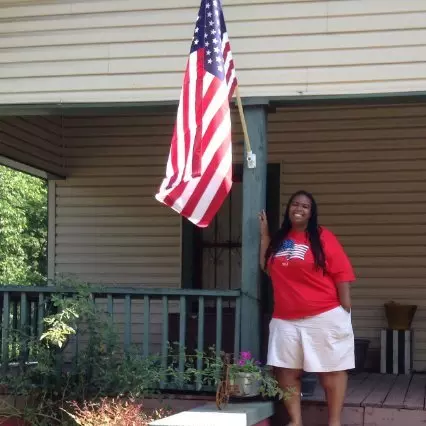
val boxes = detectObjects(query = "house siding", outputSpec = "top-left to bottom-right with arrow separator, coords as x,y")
0,116 -> 64,175
1,0 -> 426,104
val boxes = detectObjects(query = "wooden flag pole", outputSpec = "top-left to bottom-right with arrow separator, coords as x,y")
235,85 -> 256,168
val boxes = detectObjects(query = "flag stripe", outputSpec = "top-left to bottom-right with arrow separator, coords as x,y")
181,135 -> 231,218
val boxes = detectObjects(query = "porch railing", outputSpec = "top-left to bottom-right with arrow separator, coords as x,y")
0,286 -> 241,387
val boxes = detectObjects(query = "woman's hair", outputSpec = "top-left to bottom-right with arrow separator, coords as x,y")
264,190 -> 326,273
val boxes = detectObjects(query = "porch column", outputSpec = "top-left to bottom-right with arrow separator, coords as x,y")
240,102 -> 268,360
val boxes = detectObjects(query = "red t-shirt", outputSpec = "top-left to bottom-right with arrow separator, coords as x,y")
268,227 -> 355,320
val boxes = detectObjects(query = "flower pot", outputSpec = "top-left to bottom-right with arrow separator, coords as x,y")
229,372 -> 261,397
353,338 -> 370,373
384,302 -> 417,330
301,373 -> 317,397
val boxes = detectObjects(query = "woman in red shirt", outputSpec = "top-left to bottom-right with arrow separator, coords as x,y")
259,190 -> 355,426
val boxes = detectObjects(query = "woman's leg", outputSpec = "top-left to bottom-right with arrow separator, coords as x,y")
318,370 -> 348,426
275,367 -> 303,426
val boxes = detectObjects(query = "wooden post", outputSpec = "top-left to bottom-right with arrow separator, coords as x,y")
240,103 -> 268,360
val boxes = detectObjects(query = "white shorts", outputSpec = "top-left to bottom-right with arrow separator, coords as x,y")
267,306 -> 355,372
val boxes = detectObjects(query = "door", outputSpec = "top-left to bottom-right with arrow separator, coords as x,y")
180,164 -> 281,356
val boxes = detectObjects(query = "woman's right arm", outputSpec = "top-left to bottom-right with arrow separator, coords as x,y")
258,210 -> 270,271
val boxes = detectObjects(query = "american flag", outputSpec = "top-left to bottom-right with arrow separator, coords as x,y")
275,239 -> 310,261
155,0 -> 237,227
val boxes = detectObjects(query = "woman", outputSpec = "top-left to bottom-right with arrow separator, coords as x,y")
259,190 -> 355,426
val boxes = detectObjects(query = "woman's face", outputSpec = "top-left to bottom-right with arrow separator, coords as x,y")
289,194 -> 312,229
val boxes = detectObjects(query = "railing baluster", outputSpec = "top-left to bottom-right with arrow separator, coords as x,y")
161,296 -> 168,389
2,292 -> 10,373
37,293 -> 44,340
124,294 -> 131,352
20,292 -> 28,366
234,295 -> 241,359
12,301 -> 18,360
107,294 -> 113,320
216,296 -> 223,358
179,296 -> 186,374
196,296 -> 205,391
107,294 -> 113,352
143,296 -> 150,357
32,300 -> 37,340
74,313 -> 79,360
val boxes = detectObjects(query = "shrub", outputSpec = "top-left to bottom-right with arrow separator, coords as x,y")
64,397 -> 171,426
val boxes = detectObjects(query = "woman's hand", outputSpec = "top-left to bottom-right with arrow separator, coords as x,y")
337,282 -> 352,313
258,209 -> 269,238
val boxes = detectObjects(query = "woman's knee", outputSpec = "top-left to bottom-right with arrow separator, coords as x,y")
275,367 -> 303,385
319,370 -> 347,390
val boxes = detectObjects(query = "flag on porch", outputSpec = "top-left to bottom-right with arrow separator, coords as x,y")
155,0 -> 237,228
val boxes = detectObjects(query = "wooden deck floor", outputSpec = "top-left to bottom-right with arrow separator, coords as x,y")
304,372 -> 426,409
298,373 -> 426,426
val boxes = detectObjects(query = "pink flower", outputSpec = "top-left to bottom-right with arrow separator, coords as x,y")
240,351 -> 252,360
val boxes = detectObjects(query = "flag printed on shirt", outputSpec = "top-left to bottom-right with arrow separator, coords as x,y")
275,239 -> 310,261
155,0 -> 237,228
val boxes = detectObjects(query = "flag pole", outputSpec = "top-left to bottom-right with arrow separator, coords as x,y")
235,85 -> 256,168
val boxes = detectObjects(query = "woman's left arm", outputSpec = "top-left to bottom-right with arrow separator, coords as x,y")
336,282 -> 351,312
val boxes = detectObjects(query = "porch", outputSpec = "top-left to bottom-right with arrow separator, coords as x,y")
298,372 -> 426,426
2,98 -> 426,374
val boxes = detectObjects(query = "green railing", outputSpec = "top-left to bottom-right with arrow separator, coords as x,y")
0,286 -> 241,381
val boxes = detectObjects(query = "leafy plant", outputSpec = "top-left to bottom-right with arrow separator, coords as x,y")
0,280 -> 171,424
229,351 -> 261,375
228,351 -> 290,400
165,343 -> 224,389
63,397 -> 172,426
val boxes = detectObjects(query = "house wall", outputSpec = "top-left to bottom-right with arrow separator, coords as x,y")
1,0 -> 426,104
0,116 -> 64,176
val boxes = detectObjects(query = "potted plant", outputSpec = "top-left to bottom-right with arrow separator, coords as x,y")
227,351 -> 287,400
228,351 -> 262,397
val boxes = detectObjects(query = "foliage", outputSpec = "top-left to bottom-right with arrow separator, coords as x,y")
230,350 -> 261,374
0,166 -> 48,285
64,398 -> 172,426
0,280 -> 167,425
165,343 -> 224,389
228,351 -> 290,400
0,280 -> 288,424
0,280 -> 223,424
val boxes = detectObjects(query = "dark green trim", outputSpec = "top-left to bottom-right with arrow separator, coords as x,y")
0,101 -> 179,116
2,90 -> 426,116
240,104 -> 268,360
268,91 -> 426,108
0,286 -> 240,297
181,218 -> 196,289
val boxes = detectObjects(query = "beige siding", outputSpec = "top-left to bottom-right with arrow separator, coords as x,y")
0,116 -> 64,175
269,103 -> 426,371
57,112 -> 181,285
56,112 -> 181,352
1,1 -> 426,103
